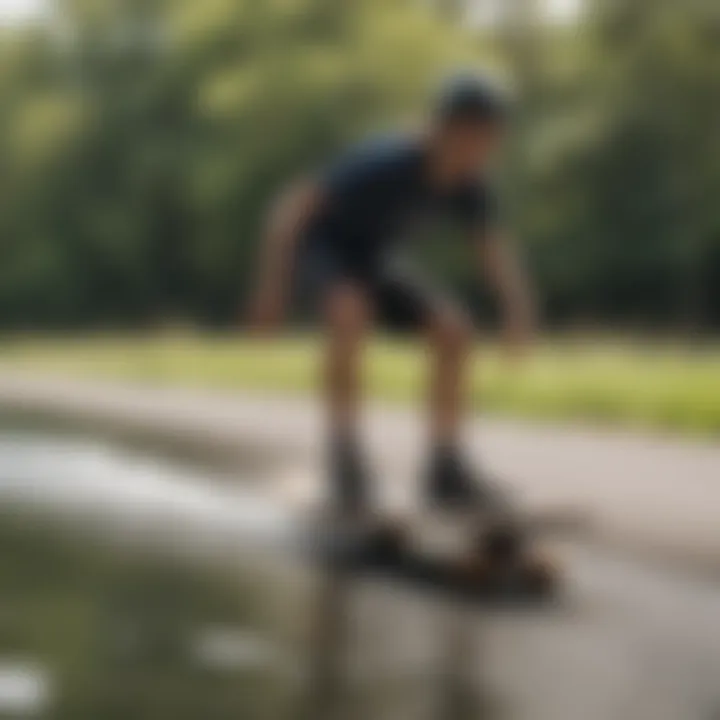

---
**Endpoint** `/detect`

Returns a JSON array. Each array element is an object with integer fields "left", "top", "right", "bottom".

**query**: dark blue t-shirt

[{"left": 307, "top": 134, "right": 498, "bottom": 278}]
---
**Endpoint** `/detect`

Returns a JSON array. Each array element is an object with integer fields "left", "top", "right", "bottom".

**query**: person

[{"left": 249, "top": 72, "right": 536, "bottom": 514}]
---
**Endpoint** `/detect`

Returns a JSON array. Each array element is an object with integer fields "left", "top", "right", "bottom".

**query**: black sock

[
  {"left": 432, "top": 441, "right": 460, "bottom": 465},
  {"left": 331, "top": 429, "right": 359, "bottom": 457}
]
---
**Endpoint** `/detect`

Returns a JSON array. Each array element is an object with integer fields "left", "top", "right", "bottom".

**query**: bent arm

[
  {"left": 250, "top": 179, "right": 324, "bottom": 329},
  {"left": 477, "top": 231, "right": 537, "bottom": 350}
]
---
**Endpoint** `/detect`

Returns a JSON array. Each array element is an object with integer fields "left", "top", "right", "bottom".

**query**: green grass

[{"left": 1, "top": 333, "right": 719, "bottom": 435}]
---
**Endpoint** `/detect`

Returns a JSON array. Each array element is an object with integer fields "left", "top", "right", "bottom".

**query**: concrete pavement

[{"left": 0, "top": 372, "right": 718, "bottom": 571}]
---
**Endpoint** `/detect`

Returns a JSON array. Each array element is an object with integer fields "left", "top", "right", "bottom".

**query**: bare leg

[
  {"left": 322, "top": 282, "right": 372, "bottom": 510},
  {"left": 322, "top": 282, "right": 371, "bottom": 438},
  {"left": 424, "top": 305, "right": 496, "bottom": 506},
  {"left": 426, "top": 304, "right": 474, "bottom": 448}
]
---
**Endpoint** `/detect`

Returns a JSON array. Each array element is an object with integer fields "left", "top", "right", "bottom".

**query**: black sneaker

[
  {"left": 329, "top": 439, "right": 371, "bottom": 515},
  {"left": 426, "top": 448, "right": 506, "bottom": 512}
]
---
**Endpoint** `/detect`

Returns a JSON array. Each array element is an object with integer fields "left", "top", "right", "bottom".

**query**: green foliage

[
  {"left": 1, "top": 0, "right": 479, "bottom": 327},
  {"left": 0, "top": 0, "right": 718, "bottom": 329},
  {"left": 521, "top": 0, "right": 720, "bottom": 328}
]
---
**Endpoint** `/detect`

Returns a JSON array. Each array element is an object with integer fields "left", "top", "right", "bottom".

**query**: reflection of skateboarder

[
  {"left": 249, "top": 72, "right": 535, "bottom": 515},
  {"left": 299, "top": 567, "right": 490, "bottom": 720}
]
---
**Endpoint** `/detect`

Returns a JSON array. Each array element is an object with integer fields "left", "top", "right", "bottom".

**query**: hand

[
  {"left": 502, "top": 310, "right": 535, "bottom": 363},
  {"left": 247, "top": 283, "right": 285, "bottom": 335}
]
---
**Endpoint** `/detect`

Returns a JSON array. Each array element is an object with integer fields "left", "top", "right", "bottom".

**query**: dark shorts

[{"left": 298, "top": 239, "right": 458, "bottom": 333}]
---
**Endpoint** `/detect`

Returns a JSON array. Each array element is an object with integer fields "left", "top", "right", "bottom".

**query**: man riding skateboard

[{"left": 249, "top": 71, "right": 536, "bottom": 515}]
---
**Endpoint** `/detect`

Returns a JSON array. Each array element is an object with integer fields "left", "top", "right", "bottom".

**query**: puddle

[{"left": 0, "top": 427, "right": 717, "bottom": 720}]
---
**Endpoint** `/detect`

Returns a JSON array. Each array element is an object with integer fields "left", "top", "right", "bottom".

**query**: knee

[
  {"left": 325, "top": 284, "right": 370, "bottom": 341},
  {"left": 431, "top": 309, "right": 474, "bottom": 359}
]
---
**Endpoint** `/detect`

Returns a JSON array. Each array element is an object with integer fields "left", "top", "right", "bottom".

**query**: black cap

[{"left": 435, "top": 72, "right": 511, "bottom": 125}]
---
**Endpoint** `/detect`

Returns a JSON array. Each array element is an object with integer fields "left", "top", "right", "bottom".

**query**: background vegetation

[
  {"left": 1, "top": 0, "right": 719, "bottom": 332},
  {"left": 3, "top": 334, "right": 718, "bottom": 433}
]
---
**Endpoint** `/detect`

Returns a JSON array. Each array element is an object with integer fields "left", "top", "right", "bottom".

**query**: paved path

[
  {"left": 0, "top": 373, "right": 719, "bottom": 719},
  {"left": 0, "top": 428, "right": 719, "bottom": 720},
  {"left": 0, "top": 372, "right": 717, "bottom": 570}
]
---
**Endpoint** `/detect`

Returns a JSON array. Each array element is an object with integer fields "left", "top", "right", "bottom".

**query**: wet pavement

[{"left": 0, "top": 431, "right": 718, "bottom": 720}]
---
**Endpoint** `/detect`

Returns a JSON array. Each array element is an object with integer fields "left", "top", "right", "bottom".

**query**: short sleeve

[
  {"left": 317, "top": 134, "right": 421, "bottom": 205},
  {"left": 316, "top": 159, "right": 355, "bottom": 202}
]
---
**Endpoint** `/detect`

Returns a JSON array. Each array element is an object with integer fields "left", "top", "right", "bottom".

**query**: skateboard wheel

[
  {"left": 366, "top": 521, "right": 407, "bottom": 561},
  {"left": 459, "top": 549, "right": 558, "bottom": 599},
  {"left": 455, "top": 556, "right": 494, "bottom": 593},
  {"left": 523, "top": 555, "right": 558, "bottom": 597},
  {"left": 478, "top": 523, "right": 525, "bottom": 564}
]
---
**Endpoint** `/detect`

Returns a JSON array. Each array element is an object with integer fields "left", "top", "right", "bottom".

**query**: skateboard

[{"left": 311, "top": 504, "right": 578, "bottom": 605}]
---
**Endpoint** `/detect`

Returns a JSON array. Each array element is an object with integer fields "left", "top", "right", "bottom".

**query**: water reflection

[
  {"left": 1, "top": 426, "right": 719, "bottom": 720},
  {"left": 299, "top": 567, "right": 498, "bottom": 720},
  {"left": 0, "top": 430, "right": 297, "bottom": 719},
  {"left": 0, "top": 429, "right": 497, "bottom": 720},
  {"left": 298, "top": 570, "right": 352, "bottom": 720}
]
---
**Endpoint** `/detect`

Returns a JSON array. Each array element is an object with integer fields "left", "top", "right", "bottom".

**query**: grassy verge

[{"left": 1, "top": 334, "right": 719, "bottom": 435}]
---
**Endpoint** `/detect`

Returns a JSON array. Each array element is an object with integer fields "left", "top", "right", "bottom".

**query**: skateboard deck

[
  {"left": 305, "top": 508, "right": 583, "bottom": 606},
  {"left": 270, "top": 464, "right": 590, "bottom": 606}
]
